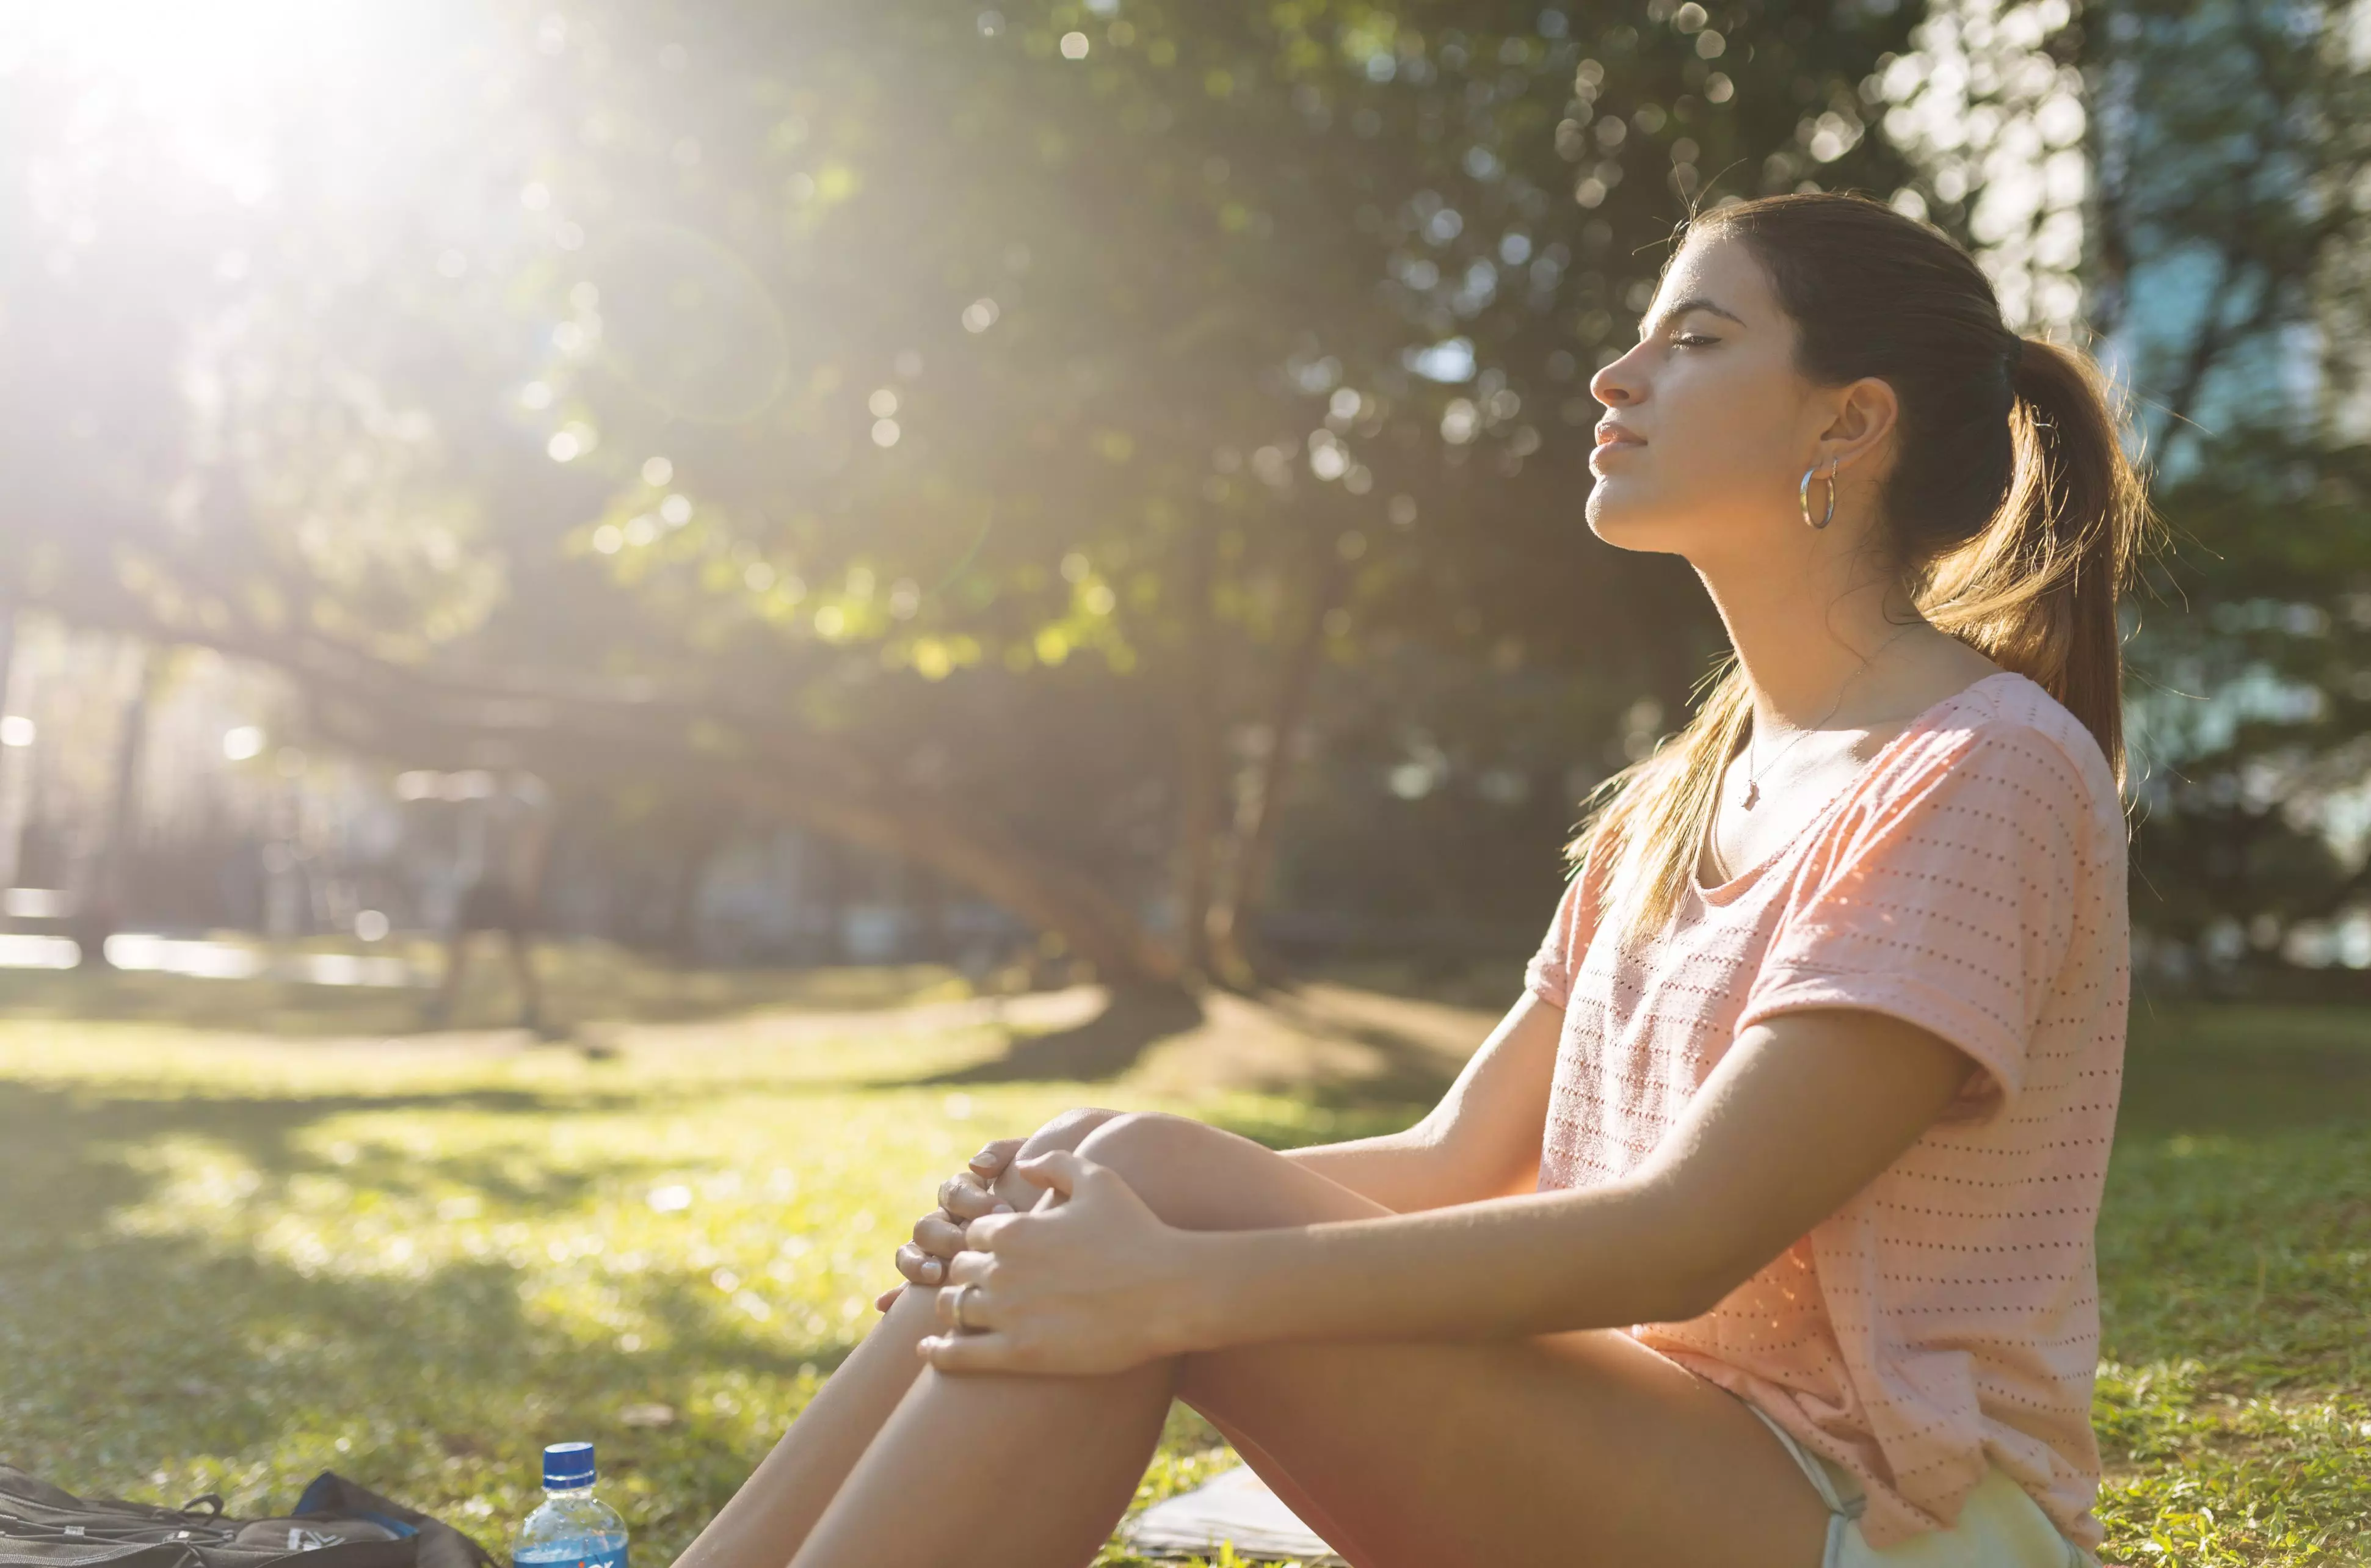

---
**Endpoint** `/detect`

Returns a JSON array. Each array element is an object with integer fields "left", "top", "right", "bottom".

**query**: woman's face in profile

[{"left": 1583, "top": 230, "right": 1827, "bottom": 566}]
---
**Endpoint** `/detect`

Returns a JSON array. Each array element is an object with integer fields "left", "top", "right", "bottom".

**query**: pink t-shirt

[{"left": 1525, "top": 672, "right": 2127, "bottom": 1552}]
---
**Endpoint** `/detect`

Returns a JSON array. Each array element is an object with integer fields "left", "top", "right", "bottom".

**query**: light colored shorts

[{"left": 1737, "top": 1399, "right": 2101, "bottom": 1568}]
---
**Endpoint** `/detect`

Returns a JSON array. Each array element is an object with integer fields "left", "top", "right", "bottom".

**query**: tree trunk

[
  {"left": 909, "top": 860, "right": 951, "bottom": 964},
  {"left": 663, "top": 810, "right": 730, "bottom": 962},
  {"left": 1174, "top": 512, "right": 1224, "bottom": 982},
  {"left": 43, "top": 600, "right": 1191, "bottom": 992},
  {"left": 706, "top": 764, "right": 1180, "bottom": 989},
  {"left": 1207, "top": 536, "right": 1351, "bottom": 988},
  {"left": 0, "top": 601, "right": 18, "bottom": 893},
  {"left": 804, "top": 830, "right": 850, "bottom": 966},
  {"left": 76, "top": 641, "right": 155, "bottom": 967}
]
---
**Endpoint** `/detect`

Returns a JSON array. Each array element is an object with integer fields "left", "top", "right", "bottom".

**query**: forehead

[{"left": 1649, "top": 229, "right": 1778, "bottom": 325}]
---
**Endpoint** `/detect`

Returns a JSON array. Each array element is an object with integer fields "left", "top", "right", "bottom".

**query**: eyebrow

[{"left": 1641, "top": 296, "right": 1747, "bottom": 338}]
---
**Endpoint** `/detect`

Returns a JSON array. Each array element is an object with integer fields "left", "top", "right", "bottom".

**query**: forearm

[
  {"left": 1280, "top": 1111, "right": 1540, "bottom": 1213},
  {"left": 1277, "top": 993, "right": 1553, "bottom": 1213},
  {"left": 1279, "top": 1130, "right": 1473, "bottom": 1213},
  {"left": 1170, "top": 1178, "right": 1722, "bottom": 1352}
]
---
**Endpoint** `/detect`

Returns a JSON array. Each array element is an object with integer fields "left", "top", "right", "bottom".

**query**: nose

[{"left": 1589, "top": 343, "right": 1646, "bottom": 408}]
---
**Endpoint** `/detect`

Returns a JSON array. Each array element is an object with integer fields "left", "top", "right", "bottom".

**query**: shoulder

[
  {"left": 1843, "top": 673, "right": 2126, "bottom": 854},
  {"left": 1887, "top": 673, "right": 2116, "bottom": 816}
]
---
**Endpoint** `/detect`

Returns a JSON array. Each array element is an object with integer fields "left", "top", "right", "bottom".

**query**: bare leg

[
  {"left": 670, "top": 1285, "right": 948, "bottom": 1568},
  {"left": 785, "top": 1112, "right": 1831, "bottom": 1568},
  {"left": 793, "top": 1355, "right": 1174, "bottom": 1568},
  {"left": 669, "top": 1109, "right": 1120, "bottom": 1568},
  {"left": 783, "top": 1115, "right": 1405, "bottom": 1568}
]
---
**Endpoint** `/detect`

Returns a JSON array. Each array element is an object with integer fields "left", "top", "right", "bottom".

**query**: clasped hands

[{"left": 873, "top": 1135, "right": 1198, "bottom": 1376}]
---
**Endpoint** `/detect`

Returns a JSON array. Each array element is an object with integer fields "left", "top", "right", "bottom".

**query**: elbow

[
  {"left": 1625, "top": 1187, "right": 1764, "bottom": 1322},
  {"left": 1423, "top": 1122, "right": 1541, "bottom": 1207},
  {"left": 1659, "top": 1261, "right": 1747, "bottom": 1323}
]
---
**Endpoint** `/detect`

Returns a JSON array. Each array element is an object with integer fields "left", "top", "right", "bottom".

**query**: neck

[{"left": 1696, "top": 537, "right": 1926, "bottom": 733}]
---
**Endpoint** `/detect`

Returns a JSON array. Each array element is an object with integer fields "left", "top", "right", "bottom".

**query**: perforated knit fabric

[{"left": 1524, "top": 672, "right": 2127, "bottom": 1552}]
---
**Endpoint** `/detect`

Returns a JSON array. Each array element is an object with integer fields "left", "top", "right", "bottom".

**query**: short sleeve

[
  {"left": 1735, "top": 722, "right": 2093, "bottom": 1122},
  {"left": 1524, "top": 862, "right": 1600, "bottom": 1011}
]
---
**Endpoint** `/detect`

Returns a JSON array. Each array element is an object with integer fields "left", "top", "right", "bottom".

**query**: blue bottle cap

[{"left": 542, "top": 1442, "right": 595, "bottom": 1490}]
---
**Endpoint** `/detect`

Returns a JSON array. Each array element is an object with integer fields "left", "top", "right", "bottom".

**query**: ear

[{"left": 1815, "top": 374, "right": 1899, "bottom": 476}]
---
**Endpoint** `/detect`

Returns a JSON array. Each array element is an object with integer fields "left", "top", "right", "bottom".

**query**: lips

[{"left": 1591, "top": 423, "right": 1645, "bottom": 468}]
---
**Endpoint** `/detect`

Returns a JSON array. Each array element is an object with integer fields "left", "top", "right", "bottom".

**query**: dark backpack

[{"left": 0, "top": 1467, "right": 495, "bottom": 1568}]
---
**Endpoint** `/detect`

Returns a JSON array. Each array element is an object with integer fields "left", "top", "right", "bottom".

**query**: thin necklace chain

[{"left": 1739, "top": 623, "right": 1922, "bottom": 810}]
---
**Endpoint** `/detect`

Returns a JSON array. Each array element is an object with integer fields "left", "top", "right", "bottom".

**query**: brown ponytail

[
  {"left": 1920, "top": 336, "right": 2149, "bottom": 783},
  {"left": 1569, "top": 194, "right": 2155, "bottom": 948}
]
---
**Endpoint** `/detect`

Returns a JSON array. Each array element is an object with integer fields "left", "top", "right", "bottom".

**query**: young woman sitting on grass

[{"left": 671, "top": 191, "right": 2149, "bottom": 1568}]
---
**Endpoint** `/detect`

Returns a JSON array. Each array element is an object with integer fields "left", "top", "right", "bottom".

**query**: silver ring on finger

[{"left": 949, "top": 1280, "right": 981, "bottom": 1334}]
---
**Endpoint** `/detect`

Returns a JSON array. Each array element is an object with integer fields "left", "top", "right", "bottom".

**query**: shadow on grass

[
  {"left": 900, "top": 986, "right": 1208, "bottom": 1086},
  {"left": 0, "top": 953, "right": 965, "bottom": 1040},
  {"left": 4, "top": 991, "right": 2365, "bottom": 1565},
  {"left": 0, "top": 1080, "right": 679, "bottom": 1236},
  {"left": 895, "top": 980, "right": 1486, "bottom": 1117},
  {"left": 0, "top": 1072, "right": 869, "bottom": 1548},
  {"left": 2092, "top": 1004, "right": 2371, "bottom": 1381},
  {"left": 2119, "top": 999, "right": 2371, "bottom": 1136},
  {"left": 1249, "top": 987, "right": 1476, "bottom": 1111}
]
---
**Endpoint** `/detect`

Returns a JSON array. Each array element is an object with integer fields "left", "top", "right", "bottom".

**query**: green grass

[
  {"left": 2089, "top": 1004, "right": 2371, "bottom": 1566},
  {"left": 0, "top": 957, "right": 2364, "bottom": 1566}
]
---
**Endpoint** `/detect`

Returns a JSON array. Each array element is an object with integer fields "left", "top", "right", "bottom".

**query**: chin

[{"left": 1584, "top": 477, "right": 1673, "bottom": 553}]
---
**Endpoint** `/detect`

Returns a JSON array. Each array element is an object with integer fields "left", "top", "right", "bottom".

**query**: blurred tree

[
  {"left": 2074, "top": 0, "right": 2371, "bottom": 992},
  {"left": 1, "top": 0, "right": 1917, "bottom": 987},
  {"left": 1770, "top": 0, "right": 2371, "bottom": 995},
  {"left": 479, "top": 0, "right": 1915, "bottom": 982}
]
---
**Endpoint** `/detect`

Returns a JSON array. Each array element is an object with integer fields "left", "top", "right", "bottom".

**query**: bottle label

[{"left": 515, "top": 1551, "right": 623, "bottom": 1568}]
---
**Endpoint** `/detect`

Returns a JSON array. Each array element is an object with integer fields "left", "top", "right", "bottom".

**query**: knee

[
  {"left": 1018, "top": 1105, "right": 1124, "bottom": 1157},
  {"left": 1073, "top": 1111, "right": 1216, "bottom": 1222},
  {"left": 989, "top": 1106, "right": 1122, "bottom": 1209}
]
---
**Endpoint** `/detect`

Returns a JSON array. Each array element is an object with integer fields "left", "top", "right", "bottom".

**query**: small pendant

[{"left": 1741, "top": 780, "right": 1760, "bottom": 810}]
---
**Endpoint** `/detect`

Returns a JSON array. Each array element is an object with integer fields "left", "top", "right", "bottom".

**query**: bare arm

[
  {"left": 1172, "top": 1007, "right": 1975, "bottom": 1347},
  {"left": 1278, "top": 992, "right": 1561, "bottom": 1211},
  {"left": 884, "top": 996, "right": 1555, "bottom": 1308}
]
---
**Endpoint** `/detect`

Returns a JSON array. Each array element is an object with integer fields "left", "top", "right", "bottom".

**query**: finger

[
  {"left": 874, "top": 1284, "right": 902, "bottom": 1313},
  {"left": 931, "top": 1281, "right": 994, "bottom": 1332},
  {"left": 941, "top": 1175, "right": 1003, "bottom": 1222},
  {"left": 917, "top": 1332, "right": 1018, "bottom": 1374},
  {"left": 1012, "top": 1148, "right": 1099, "bottom": 1199},
  {"left": 967, "top": 1138, "right": 1024, "bottom": 1178},
  {"left": 893, "top": 1243, "right": 946, "bottom": 1286},
  {"left": 913, "top": 1212, "right": 967, "bottom": 1258},
  {"left": 945, "top": 1250, "right": 993, "bottom": 1287},
  {"left": 960, "top": 1212, "right": 1020, "bottom": 1253}
]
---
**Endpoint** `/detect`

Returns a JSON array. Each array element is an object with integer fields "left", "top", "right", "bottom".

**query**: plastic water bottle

[{"left": 514, "top": 1442, "right": 628, "bottom": 1568}]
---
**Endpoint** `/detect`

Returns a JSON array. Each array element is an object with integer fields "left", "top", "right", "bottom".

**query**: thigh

[
  {"left": 1076, "top": 1113, "right": 1831, "bottom": 1568},
  {"left": 1178, "top": 1329, "right": 1828, "bottom": 1568}
]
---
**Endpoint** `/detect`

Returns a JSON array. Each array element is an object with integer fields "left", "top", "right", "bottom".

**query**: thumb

[
  {"left": 1011, "top": 1147, "right": 1096, "bottom": 1202},
  {"left": 968, "top": 1138, "right": 1025, "bottom": 1177}
]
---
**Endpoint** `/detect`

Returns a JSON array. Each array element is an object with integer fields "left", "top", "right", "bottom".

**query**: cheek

[
  {"left": 1590, "top": 369, "right": 1796, "bottom": 532},
  {"left": 1665, "top": 370, "right": 1796, "bottom": 481}
]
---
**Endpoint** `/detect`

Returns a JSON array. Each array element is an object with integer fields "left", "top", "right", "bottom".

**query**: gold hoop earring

[{"left": 1798, "top": 458, "right": 1839, "bottom": 529}]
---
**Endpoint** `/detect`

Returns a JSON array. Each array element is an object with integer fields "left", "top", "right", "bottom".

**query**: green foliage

[
  {"left": 0, "top": 0, "right": 1920, "bottom": 967},
  {"left": 2122, "top": 434, "right": 2371, "bottom": 988},
  {"left": 2078, "top": 0, "right": 2371, "bottom": 990}
]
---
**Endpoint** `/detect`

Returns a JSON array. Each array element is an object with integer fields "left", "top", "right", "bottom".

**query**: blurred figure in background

[{"left": 426, "top": 771, "right": 555, "bottom": 1034}]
